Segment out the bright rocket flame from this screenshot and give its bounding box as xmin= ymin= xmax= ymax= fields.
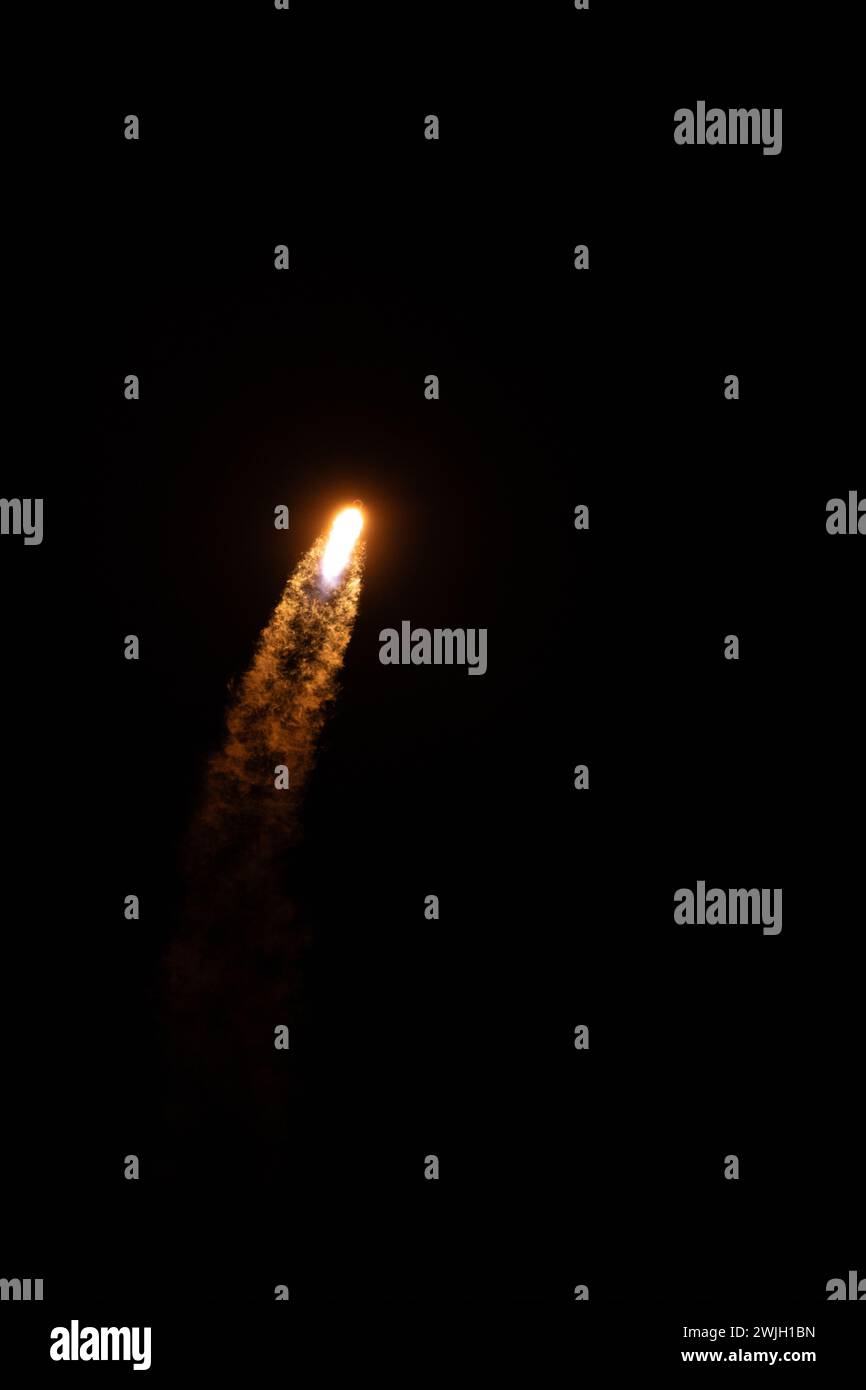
xmin=321 ymin=506 xmax=364 ymax=583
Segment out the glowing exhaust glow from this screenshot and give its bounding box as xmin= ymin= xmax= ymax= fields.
xmin=321 ymin=506 xmax=364 ymax=583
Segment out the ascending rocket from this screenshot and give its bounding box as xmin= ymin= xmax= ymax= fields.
xmin=321 ymin=505 xmax=364 ymax=585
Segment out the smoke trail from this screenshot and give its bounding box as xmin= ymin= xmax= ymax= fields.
xmin=191 ymin=533 xmax=363 ymax=892
xmin=162 ymin=530 xmax=364 ymax=1144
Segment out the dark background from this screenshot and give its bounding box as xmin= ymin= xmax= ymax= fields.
xmin=2 ymin=0 xmax=862 ymax=1370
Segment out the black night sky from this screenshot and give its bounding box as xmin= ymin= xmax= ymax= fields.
xmin=2 ymin=0 xmax=862 ymax=1371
